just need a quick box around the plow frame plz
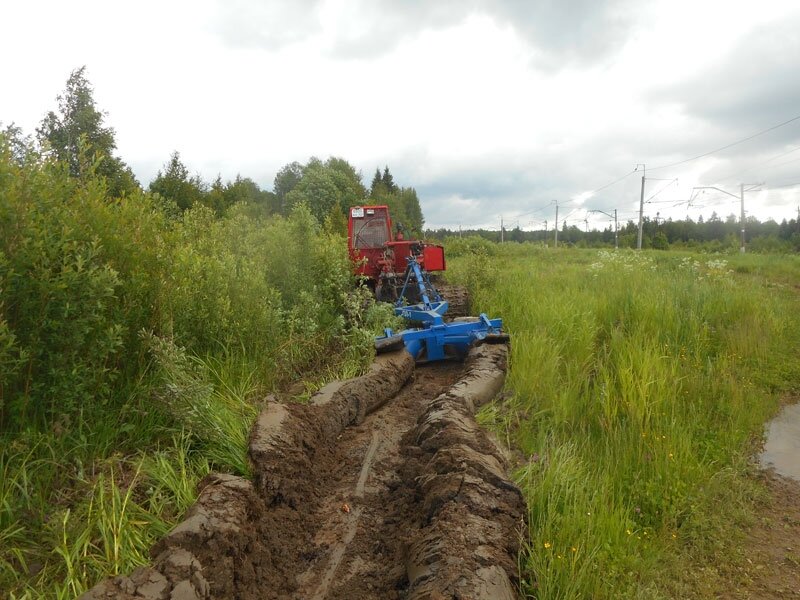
[375,256,505,361]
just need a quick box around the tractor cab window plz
[353,213,390,249]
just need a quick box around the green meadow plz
[449,244,800,598]
[3,136,798,599]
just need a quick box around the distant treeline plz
[427,213,800,253]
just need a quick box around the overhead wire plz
[648,114,800,172]
[512,200,555,219]
[766,181,800,190]
[510,170,638,221]
[587,169,638,195]
[714,144,800,182]
[644,178,678,203]
[561,208,581,222]
[466,117,800,233]
[766,155,800,171]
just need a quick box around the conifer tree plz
[37,67,138,197]
[370,168,383,197]
[382,166,397,192]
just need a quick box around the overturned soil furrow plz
[82,345,524,600]
[292,360,464,599]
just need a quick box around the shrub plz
[442,235,497,258]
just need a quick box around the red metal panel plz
[422,245,446,271]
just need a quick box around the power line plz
[644,178,678,203]
[715,144,800,182]
[488,118,800,233]
[588,169,638,195]
[649,114,800,172]
[766,181,800,190]
[511,199,581,222]
[766,155,800,171]
[512,200,554,219]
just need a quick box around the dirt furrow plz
[82,345,524,600]
[293,361,463,599]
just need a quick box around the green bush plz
[442,234,497,258]
[0,133,386,597]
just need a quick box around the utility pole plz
[584,218,589,233]
[459,223,462,238]
[636,164,646,250]
[500,216,504,243]
[740,183,745,253]
[554,201,559,248]
[692,183,762,253]
[589,209,618,250]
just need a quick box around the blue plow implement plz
[374,257,505,362]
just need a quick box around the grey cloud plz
[487,0,641,67]
[399,154,636,228]
[655,16,800,143]
[211,0,322,50]
[210,0,642,66]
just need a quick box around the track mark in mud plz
[309,505,364,600]
[293,362,464,600]
[308,430,381,600]
[356,431,381,496]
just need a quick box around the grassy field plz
[450,245,800,599]
[3,153,798,600]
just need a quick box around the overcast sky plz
[2,0,799,230]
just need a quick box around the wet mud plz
[759,402,800,482]
[81,344,524,599]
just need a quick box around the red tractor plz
[347,205,446,304]
[349,204,503,360]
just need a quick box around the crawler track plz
[83,345,525,600]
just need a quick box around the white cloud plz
[1,0,799,228]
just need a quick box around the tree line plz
[3,66,424,233]
[428,211,800,253]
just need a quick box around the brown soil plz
[718,472,800,599]
[436,284,471,318]
[81,345,524,600]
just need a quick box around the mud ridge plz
[403,344,526,600]
[81,352,415,600]
[81,345,526,599]
[249,351,415,507]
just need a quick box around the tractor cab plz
[348,205,393,279]
[348,205,446,302]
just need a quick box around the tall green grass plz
[454,245,800,598]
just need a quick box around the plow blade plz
[376,310,504,362]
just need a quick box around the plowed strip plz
[294,361,463,599]
[81,347,525,600]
